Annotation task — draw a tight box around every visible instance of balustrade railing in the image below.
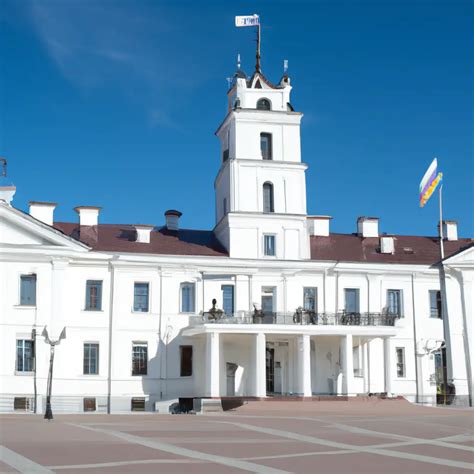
[189,311,398,327]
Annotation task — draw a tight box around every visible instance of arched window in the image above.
[256,98,271,111]
[260,133,272,160]
[263,182,274,213]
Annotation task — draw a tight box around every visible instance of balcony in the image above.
[190,311,399,327]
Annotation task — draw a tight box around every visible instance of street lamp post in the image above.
[42,326,66,420]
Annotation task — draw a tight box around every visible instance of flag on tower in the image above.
[235,15,260,27]
[419,158,443,207]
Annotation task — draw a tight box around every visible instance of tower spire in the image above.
[237,53,241,69]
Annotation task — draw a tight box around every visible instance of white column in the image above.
[283,276,288,314]
[233,275,238,314]
[297,334,312,396]
[254,333,266,397]
[206,332,220,397]
[384,337,393,396]
[248,275,253,311]
[362,341,369,393]
[235,275,249,313]
[201,272,205,313]
[367,340,372,393]
[341,334,354,395]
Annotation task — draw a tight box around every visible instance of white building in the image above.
[0,53,472,414]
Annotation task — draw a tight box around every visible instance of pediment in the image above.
[444,245,474,265]
[0,204,88,251]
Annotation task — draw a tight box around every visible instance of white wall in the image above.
[1,210,471,410]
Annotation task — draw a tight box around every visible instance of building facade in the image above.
[0,56,472,413]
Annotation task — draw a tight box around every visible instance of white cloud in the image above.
[27,0,197,128]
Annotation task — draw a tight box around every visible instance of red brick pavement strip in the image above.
[0,400,473,473]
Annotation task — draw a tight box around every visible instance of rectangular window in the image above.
[344,288,360,313]
[131,397,145,411]
[133,282,149,312]
[303,287,317,312]
[180,346,193,377]
[261,287,275,314]
[387,289,403,317]
[16,339,34,372]
[20,274,36,306]
[83,343,99,375]
[85,280,103,311]
[260,133,272,160]
[396,347,405,377]
[83,397,96,412]
[180,283,195,313]
[221,285,234,315]
[429,290,442,319]
[132,343,148,375]
[264,234,276,256]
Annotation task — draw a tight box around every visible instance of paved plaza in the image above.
[0,400,473,473]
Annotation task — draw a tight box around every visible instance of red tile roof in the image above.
[53,222,228,257]
[310,233,473,265]
[53,221,472,264]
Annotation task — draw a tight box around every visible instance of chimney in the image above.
[0,186,16,205]
[357,216,379,238]
[134,225,154,243]
[74,206,101,226]
[29,201,57,226]
[442,220,458,241]
[74,206,101,245]
[164,210,182,231]
[380,235,395,254]
[307,215,331,236]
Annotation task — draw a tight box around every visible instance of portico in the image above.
[183,323,397,398]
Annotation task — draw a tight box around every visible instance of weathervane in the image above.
[237,53,241,70]
[283,59,288,74]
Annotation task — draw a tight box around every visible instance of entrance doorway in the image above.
[435,347,454,405]
[226,362,237,396]
[266,347,275,394]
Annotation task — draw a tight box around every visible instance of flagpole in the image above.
[256,21,261,72]
[439,184,445,260]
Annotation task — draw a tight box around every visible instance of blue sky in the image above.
[1,0,472,236]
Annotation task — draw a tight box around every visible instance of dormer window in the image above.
[263,182,274,213]
[260,133,272,160]
[257,98,271,111]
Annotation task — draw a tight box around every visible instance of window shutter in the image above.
[96,282,102,310]
[86,283,91,309]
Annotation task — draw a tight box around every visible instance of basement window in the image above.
[83,398,96,412]
[14,397,32,411]
[131,397,145,411]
